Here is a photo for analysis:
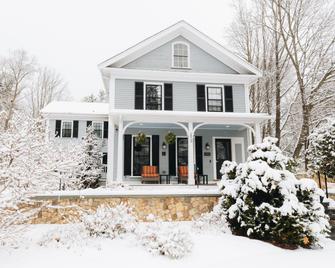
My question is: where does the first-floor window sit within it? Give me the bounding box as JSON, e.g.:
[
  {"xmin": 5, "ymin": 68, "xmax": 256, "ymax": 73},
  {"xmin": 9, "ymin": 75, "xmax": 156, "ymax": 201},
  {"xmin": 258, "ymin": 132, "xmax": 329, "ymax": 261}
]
[
  {"xmin": 62, "ymin": 121, "xmax": 72, "ymax": 137},
  {"xmin": 145, "ymin": 84, "xmax": 162, "ymax": 110},
  {"xmin": 93, "ymin": 122, "xmax": 103, "ymax": 138},
  {"xmin": 207, "ymin": 86, "xmax": 223, "ymax": 112}
]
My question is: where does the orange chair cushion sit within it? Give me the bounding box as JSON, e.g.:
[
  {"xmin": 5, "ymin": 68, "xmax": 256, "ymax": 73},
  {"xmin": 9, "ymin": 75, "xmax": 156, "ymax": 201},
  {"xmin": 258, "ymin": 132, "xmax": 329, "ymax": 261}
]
[
  {"xmin": 141, "ymin": 166, "xmax": 159, "ymax": 177},
  {"xmin": 179, "ymin": 166, "xmax": 188, "ymax": 177}
]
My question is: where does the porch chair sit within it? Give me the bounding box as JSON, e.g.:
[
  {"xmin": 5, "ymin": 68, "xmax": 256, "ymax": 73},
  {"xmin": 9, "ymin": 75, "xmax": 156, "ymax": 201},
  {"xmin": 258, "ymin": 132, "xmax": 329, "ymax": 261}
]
[
  {"xmin": 141, "ymin": 165, "xmax": 160, "ymax": 184},
  {"xmin": 178, "ymin": 165, "xmax": 188, "ymax": 184}
]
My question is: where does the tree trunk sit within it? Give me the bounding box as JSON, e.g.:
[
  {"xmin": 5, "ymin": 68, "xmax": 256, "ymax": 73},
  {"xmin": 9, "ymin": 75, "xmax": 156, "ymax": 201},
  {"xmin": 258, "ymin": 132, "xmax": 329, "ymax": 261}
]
[{"xmin": 293, "ymin": 103, "xmax": 311, "ymax": 159}]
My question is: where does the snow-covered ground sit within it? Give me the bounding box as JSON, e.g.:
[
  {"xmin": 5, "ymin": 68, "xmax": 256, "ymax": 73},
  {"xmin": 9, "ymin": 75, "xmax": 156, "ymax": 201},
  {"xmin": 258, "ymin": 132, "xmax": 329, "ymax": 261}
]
[{"xmin": 1, "ymin": 223, "xmax": 334, "ymax": 268}]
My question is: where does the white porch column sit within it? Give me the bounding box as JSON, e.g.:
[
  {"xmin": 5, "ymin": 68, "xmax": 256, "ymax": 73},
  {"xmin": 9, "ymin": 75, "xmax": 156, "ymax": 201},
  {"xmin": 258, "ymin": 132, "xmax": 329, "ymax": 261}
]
[
  {"xmin": 116, "ymin": 116, "xmax": 124, "ymax": 182},
  {"xmin": 187, "ymin": 122, "xmax": 195, "ymax": 185},
  {"xmin": 106, "ymin": 115, "xmax": 115, "ymax": 186},
  {"xmin": 254, "ymin": 123, "xmax": 262, "ymax": 144}
]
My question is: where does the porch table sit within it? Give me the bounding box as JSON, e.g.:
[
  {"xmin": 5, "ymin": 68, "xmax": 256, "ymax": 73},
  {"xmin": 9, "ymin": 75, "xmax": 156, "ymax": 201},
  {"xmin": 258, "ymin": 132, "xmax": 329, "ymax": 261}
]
[{"xmin": 196, "ymin": 174, "xmax": 209, "ymax": 185}]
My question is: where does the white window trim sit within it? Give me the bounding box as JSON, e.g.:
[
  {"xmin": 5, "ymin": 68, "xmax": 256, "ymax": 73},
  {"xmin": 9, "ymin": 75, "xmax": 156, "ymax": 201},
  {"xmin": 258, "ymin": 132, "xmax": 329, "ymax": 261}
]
[
  {"xmin": 92, "ymin": 121, "xmax": 104, "ymax": 138},
  {"xmin": 143, "ymin": 82, "xmax": 164, "ymax": 111},
  {"xmin": 130, "ymin": 134, "xmax": 152, "ymax": 177},
  {"xmin": 61, "ymin": 120, "xmax": 73, "ymax": 138},
  {"xmin": 171, "ymin": 41, "xmax": 191, "ymax": 69},
  {"xmin": 205, "ymin": 84, "xmax": 225, "ymax": 112},
  {"xmin": 212, "ymin": 136, "xmax": 245, "ymax": 180}
]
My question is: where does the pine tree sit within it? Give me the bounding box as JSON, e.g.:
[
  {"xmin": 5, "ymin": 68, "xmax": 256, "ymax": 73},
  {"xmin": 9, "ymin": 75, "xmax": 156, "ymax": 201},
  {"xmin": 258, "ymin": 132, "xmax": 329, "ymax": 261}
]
[
  {"xmin": 219, "ymin": 137, "xmax": 329, "ymax": 248},
  {"xmin": 76, "ymin": 125, "xmax": 103, "ymax": 189},
  {"xmin": 307, "ymin": 119, "xmax": 335, "ymax": 178}
]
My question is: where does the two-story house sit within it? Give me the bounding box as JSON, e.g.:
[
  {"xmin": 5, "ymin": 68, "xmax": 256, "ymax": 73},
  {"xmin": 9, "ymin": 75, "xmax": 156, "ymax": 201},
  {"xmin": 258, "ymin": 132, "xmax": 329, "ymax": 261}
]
[{"xmin": 41, "ymin": 21, "xmax": 271, "ymax": 185}]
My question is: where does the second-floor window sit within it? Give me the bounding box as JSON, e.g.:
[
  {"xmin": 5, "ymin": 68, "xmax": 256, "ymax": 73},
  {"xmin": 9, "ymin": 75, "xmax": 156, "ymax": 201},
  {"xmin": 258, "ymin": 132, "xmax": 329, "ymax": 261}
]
[
  {"xmin": 145, "ymin": 83, "xmax": 163, "ymax": 110},
  {"xmin": 61, "ymin": 121, "xmax": 73, "ymax": 137},
  {"xmin": 207, "ymin": 86, "xmax": 223, "ymax": 112},
  {"xmin": 172, "ymin": 42, "xmax": 190, "ymax": 68}
]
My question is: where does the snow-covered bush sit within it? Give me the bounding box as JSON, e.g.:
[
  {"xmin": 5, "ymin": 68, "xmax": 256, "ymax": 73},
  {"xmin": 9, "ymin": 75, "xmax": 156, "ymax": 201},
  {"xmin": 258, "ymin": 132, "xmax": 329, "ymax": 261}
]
[
  {"xmin": 193, "ymin": 205, "xmax": 229, "ymax": 233},
  {"xmin": 0, "ymin": 112, "xmax": 82, "ymax": 244},
  {"xmin": 139, "ymin": 223, "xmax": 193, "ymax": 259},
  {"xmin": 38, "ymin": 224, "xmax": 89, "ymax": 249},
  {"xmin": 219, "ymin": 137, "xmax": 330, "ymax": 248},
  {"xmin": 307, "ymin": 119, "xmax": 335, "ymax": 178},
  {"xmin": 74, "ymin": 125, "xmax": 103, "ymax": 189},
  {"xmin": 80, "ymin": 204, "xmax": 137, "ymax": 238}
]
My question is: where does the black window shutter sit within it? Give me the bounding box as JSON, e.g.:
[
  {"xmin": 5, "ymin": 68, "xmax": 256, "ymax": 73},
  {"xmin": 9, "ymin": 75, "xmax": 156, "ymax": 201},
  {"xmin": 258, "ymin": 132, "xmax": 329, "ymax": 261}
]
[
  {"xmin": 224, "ymin": 86, "xmax": 234, "ymax": 112},
  {"xmin": 73, "ymin": 120, "xmax": 79, "ymax": 138},
  {"xmin": 197, "ymin": 85, "xmax": 206, "ymax": 111},
  {"xmin": 164, "ymin": 83, "xmax": 173, "ymax": 110},
  {"xmin": 124, "ymin": 134, "xmax": 132, "ymax": 176},
  {"xmin": 55, "ymin": 120, "xmax": 61, "ymax": 137},
  {"xmin": 134, "ymin": 82, "xmax": 144, "ymax": 110},
  {"xmin": 86, "ymin": 121, "xmax": 92, "ymax": 128},
  {"xmin": 152, "ymin": 135, "xmax": 160, "ymax": 172},
  {"xmin": 103, "ymin": 121, "xmax": 108, "ymax": 138},
  {"xmin": 102, "ymin": 153, "xmax": 108, "ymax": 165},
  {"xmin": 168, "ymin": 143, "xmax": 176, "ymax": 176},
  {"xmin": 195, "ymin": 136, "xmax": 203, "ymax": 175}
]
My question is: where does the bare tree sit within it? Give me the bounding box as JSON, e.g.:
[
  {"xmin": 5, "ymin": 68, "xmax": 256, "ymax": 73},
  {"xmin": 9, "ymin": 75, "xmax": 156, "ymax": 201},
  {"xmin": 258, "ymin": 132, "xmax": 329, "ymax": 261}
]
[
  {"xmin": 82, "ymin": 89, "xmax": 107, "ymax": 102},
  {"xmin": 228, "ymin": 0, "xmax": 290, "ymax": 144},
  {"xmin": 0, "ymin": 50, "xmax": 35, "ymax": 130},
  {"xmin": 275, "ymin": 0, "xmax": 335, "ymax": 159},
  {"xmin": 27, "ymin": 67, "xmax": 68, "ymax": 118}
]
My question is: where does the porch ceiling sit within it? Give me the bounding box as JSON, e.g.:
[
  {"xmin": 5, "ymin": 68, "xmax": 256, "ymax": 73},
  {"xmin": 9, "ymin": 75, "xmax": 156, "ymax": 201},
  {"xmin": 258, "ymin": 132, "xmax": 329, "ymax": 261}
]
[{"xmin": 111, "ymin": 109, "xmax": 272, "ymax": 125}]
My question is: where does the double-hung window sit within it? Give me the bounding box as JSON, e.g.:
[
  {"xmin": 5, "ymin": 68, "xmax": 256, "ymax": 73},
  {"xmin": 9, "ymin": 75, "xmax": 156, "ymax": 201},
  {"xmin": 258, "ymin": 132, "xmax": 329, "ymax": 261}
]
[
  {"xmin": 145, "ymin": 83, "xmax": 163, "ymax": 110},
  {"xmin": 92, "ymin": 122, "xmax": 103, "ymax": 138},
  {"xmin": 207, "ymin": 86, "xmax": 223, "ymax": 112},
  {"xmin": 172, "ymin": 42, "xmax": 190, "ymax": 68},
  {"xmin": 61, "ymin": 121, "xmax": 73, "ymax": 138}
]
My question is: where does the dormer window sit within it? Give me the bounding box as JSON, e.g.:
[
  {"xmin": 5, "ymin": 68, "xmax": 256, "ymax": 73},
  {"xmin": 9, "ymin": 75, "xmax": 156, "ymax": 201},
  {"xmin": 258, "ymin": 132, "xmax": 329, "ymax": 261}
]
[{"xmin": 172, "ymin": 42, "xmax": 190, "ymax": 68}]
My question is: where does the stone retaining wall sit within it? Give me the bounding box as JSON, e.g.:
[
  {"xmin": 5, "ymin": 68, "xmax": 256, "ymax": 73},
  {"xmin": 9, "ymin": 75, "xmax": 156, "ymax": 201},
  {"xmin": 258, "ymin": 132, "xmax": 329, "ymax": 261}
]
[{"xmin": 27, "ymin": 194, "xmax": 220, "ymax": 224}]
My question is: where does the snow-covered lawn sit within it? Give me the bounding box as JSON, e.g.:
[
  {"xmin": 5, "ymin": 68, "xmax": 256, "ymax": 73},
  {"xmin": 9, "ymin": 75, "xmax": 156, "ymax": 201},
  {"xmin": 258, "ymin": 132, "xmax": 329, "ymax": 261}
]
[{"xmin": 1, "ymin": 223, "xmax": 334, "ymax": 268}]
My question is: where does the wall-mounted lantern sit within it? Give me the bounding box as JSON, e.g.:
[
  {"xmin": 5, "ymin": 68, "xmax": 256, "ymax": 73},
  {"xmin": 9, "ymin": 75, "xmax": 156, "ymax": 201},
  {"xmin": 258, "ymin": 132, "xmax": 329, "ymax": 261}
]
[
  {"xmin": 162, "ymin": 142, "xmax": 167, "ymax": 150},
  {"xmin": 205, "ymin": 142, "xmax": 210, "ymax": 150}
]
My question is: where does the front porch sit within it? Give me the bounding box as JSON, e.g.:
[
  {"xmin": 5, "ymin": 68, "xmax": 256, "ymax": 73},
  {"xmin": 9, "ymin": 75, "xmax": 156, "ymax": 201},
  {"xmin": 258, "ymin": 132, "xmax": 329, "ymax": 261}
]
[{"xmin": 106, "ymin": 109, "xmax": 271, "ymax": 185}]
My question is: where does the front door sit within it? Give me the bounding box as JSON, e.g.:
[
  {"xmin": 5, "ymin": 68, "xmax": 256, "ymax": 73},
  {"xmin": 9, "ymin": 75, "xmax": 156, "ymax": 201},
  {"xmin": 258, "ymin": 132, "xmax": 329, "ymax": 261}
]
[
  {"xmin": 215, "ymin": 139, "xmax": 232, "ymax": 179},
  {"xmin": 177, "ymin": 138, "xmax": 188, "ymax": 171},
  {"xmin": 133, "ymin": 137, "xmax": 150, "ymax": 176}
]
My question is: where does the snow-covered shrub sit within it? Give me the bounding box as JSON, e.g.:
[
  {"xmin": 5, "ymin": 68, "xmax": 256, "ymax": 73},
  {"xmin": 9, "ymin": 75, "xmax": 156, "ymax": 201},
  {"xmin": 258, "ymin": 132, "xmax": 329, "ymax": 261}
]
[
  {"xmin": 219, "ymin": 137, "xmax": 330, "ymax": 248},
  {"xmin": 139, "ymin": 224, "xmax": 193, "ymax": 259},
  {"xmin": 307, "ymin": 119, "xmax": 335, "ymax": 178},
  {"xmin": 80, "ymin": 204, "xmax": 137, "ymax": 238},
  {"xmin": 193, "ymin": 205, "xmax": 229, "ymax": 233},
  {"xmin": 0, "ymin": 112, "xmax": 82, "ymax": 244},
  {"xmin": 38, "ymin": 224, "xmax": 89, "ymax": 249},
  {"xmin": 74, "ymin": 125, "xmax": 103, "ymax": 189}
]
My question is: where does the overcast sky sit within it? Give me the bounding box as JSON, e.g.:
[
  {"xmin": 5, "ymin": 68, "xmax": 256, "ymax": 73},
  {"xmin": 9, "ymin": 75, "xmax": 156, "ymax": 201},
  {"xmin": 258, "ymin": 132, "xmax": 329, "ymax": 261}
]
[{"xmin": 0, "ymin": 0, "xmax": 235, "ymax": 100}]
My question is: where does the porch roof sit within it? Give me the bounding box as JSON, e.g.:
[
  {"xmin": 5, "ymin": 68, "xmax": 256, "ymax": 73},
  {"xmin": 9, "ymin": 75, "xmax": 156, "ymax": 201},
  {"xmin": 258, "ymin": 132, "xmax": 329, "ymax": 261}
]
[{"xmin": 111, "ymin": 109, "xmax": 272, "ymax": 125}]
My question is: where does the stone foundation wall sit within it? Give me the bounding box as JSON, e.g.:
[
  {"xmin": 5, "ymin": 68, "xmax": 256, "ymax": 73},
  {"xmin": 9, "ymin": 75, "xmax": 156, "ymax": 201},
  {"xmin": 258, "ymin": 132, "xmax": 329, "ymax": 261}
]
[{"xmin": 27, "ymin": 195, "xmax": 220, "ymax": 224}]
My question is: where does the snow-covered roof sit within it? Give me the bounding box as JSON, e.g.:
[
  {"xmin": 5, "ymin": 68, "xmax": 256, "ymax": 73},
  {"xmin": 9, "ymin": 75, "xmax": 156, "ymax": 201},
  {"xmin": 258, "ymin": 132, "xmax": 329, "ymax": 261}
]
[{"xmin": 41, "ymin": 101, "xmax": 109, "ymax": 117}]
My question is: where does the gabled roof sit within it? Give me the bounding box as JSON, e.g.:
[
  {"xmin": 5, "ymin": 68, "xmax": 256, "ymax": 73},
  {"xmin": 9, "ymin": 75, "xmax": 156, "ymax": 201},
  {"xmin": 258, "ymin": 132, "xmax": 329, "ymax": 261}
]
[{"xmin": 98, "ymin": 20, "xmax": 262, "ymax": 76}]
